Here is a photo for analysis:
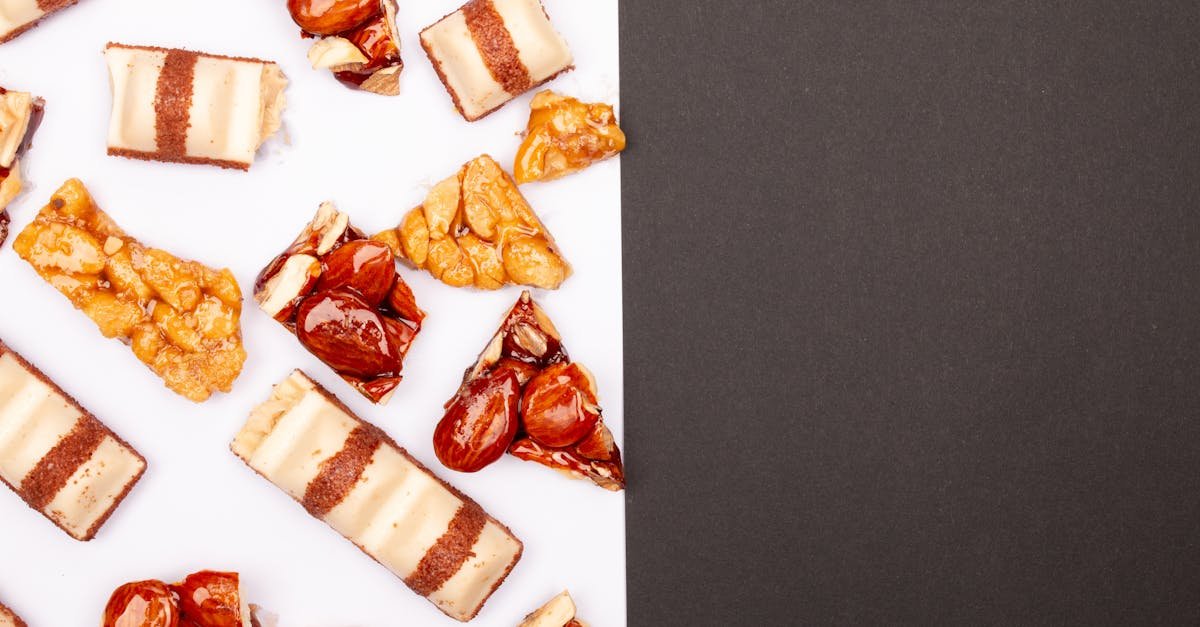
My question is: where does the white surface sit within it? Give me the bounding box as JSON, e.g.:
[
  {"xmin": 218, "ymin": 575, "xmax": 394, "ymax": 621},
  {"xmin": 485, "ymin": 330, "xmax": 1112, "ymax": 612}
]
[{"xmin": 0, "ymin": 0, "xmax": 624, "ymax": 625}]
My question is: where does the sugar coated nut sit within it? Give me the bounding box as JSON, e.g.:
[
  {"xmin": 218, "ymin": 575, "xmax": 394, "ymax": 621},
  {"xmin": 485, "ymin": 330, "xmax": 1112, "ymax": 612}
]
[
  {"xmin": 287, "ymin": 0, "xmax": 378, "ymax": 35},
  {"xmin": 102, "ymin": 580, "xmax": 180, "ymax": 627},
  {"xmin": 521, "ymin": 362, "xmax": 601, "ymax": 448},
  {"xmin": 434, "ymin": 368, "xmax": 522, "ymax": 472}
]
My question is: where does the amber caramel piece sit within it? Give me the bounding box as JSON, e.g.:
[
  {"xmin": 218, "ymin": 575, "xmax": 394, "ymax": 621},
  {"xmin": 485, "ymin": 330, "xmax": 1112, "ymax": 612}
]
[
  {"xmin": 13, "ymin": 179, "xmax": 246, "ymax": 401},
  {"xmin": 374, "ymin": 155, "xmax": 570, "ymax": 290},
  {"xmin": 514, "ymin": 91, "xmax": 626, "ymax": 184}
]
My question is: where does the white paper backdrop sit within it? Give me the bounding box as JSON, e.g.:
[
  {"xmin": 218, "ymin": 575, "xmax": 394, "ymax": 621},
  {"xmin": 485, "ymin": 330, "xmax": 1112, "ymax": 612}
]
[{"xmin": 0, "ymin": 0, "xmax": 624, "ymax": 624}]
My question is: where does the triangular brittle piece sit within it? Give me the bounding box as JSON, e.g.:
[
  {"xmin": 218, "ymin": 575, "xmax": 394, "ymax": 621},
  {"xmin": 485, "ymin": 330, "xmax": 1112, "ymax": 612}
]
[
  {"xmin": 373, "ymin": 154, "xmax": 571, "ymax": 290},
  {"xmin": 0, "ymin": 85, "xmax": 45, "ymax": 248},
  {"xmin": 433, "ymin": 291, "xmax": 624, "ymax": 491}
]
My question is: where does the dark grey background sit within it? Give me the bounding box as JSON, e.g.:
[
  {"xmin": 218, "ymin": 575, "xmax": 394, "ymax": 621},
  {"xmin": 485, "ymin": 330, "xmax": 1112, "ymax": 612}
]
[{"xmin": 620, "ymin": 2, "xmax": 1200, "ymax": 625}]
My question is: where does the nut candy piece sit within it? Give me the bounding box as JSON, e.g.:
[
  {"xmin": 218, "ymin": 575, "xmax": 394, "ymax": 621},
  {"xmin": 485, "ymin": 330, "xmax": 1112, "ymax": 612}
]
[
  {"xmin": 104, "ymin": 43, "xmax": 287, "ymax": 170},
  {"xmin": 0, "ymin": 85, "xmax": 45, "ymax": 247},
  {"xmin": 421, "ymin": 0, "xmax": 573, "ymax": 121},
  {"xmin": 232, "ymin": 370, "xmax": 523, "ymax": 622},
  {"xmin": 0, "ymin": 598, "xmax": 26, "ymax": 627},
  {"xmin": 514, "ymin": 91, "xmax": 626, "ymax": 184},
  {"xmin": 290, "ymin": 0, "xmax": 405, "ymax": 95},
  {"xmin": 434, "ymin": 291, "xmax": 625, "ymax": 491},
  {"xmin": 254, "ymin": 202, "xmax": 424, "ymax": 404},
  {"xmin": 0, "ymin": 0, "xmax": 80, "ymax": 44},
  {"xmin": 519, "ymin": 591, "xmax": 587, "ymax": 627},
  {"xmin": 373, "ymin": 154, "xmax": 570, "ymax": 290},
  {"xmin": 0, "ymin": 340, "xmax": 146, "ymax": 541},
  {"xmin": 13, "ymin": 179, "xmax": 247, "ymax": 401}
]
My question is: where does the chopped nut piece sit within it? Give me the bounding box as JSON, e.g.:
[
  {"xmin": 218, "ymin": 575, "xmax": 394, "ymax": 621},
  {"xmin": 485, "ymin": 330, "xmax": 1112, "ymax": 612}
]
[
  {"xmin": 13, "ymin": 179, "xmax": 246, "ymax": 401},
  {"xmin": 376, "ymin": 155, "xmax": 571, "ymax": 290},
  {"xmin": 515, "ymin": 91, "xmax": 626, "ymax": 184},
  {"xmin": 307, "ymin": 36, "xmax": 369, "ymax": 69},
  {"xmin": 519, "ymin": 591, "xmax": 586, "ymax": 627}
]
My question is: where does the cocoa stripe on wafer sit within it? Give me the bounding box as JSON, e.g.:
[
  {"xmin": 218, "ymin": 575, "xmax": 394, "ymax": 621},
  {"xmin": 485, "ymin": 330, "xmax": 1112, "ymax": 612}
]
[
  {"xmin": 153, "ymin": 49, "xmax": 198, "ymax": 159},
  {"xmin": 463, "ymin": 0, "xmax": 532, "ymax": 94},
  {"xmin": 19, "ymin": 416, "xmax": 106, "ymax": 510},
  {"xmin": 303, "ymin": 426, "xmax": 383, "ymax": 518},
  {"xmin": 36, "ymin": 0, "xmax": 76, "ymax": 11},
  {"xmin": 405, "ymin": 502, "xmax": 488, "ymax": 596}
]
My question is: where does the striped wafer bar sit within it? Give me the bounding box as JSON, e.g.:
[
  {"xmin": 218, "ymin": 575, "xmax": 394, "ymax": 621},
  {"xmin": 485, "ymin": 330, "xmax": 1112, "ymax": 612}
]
[
  {"xmin": 232, "ymin": 371, "xmax": 522, "ymax": 622},
  {"xmin": 0, "ymin": 0, "xmax": 78, "ymax": 44},
  {"xmin": 0, "ymin": 341, "xmax": 146, "ymax": 541},
  {"xmin": 104, "ymin": 43, "xmax": 287, "ymax": 170},
  {"xmin": 0, "ymin": 599, "xmax": 25, "ymax": 627},
  {"xmin": 421, "ymin": 0, "xmax": 572, "ymax": 121}
]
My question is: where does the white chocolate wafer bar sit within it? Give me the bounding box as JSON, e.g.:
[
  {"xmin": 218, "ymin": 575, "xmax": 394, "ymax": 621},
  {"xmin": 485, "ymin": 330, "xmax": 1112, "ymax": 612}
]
[
  {"xmin": 233, "ymin": 371, "xmax": 522, "ymax": 622},
  {"xmin": 0, "ymin": 599, "xmax": 26, "ymax": 627},
  {"xmin": 0, "ymin": 341, "xmax": 146, "ymax": 541},
  {"xmin": 0, "ymin": 0, "xmax": 78, "ymax": 44},
  {"xmin": 421, "ymin": 0, "xmax": 572, "ymax": 121},
  {"xmin": 104, "ymin": 43, "xmax": 287, "ymax": 170}
]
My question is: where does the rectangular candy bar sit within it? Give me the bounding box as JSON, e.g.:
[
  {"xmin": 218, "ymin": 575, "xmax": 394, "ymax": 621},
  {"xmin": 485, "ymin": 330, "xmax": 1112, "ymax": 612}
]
[
  {"xmin": 0, "ymin": 0, "xmax": 78, "ymax": 44},
  {"xmin": 421, "ymin": 0, "xmax": 572, "ymax": 121},
  {"xmin": 0, "ymin": 341, "xmax": 146, "ymax": 541},
  {"xmin": 104, "ymin": 43, "xmax": 287, "ymax": 170},
  {"xmin": 232, "ymin": 371, "xmax": 522, "ymax": 622}
]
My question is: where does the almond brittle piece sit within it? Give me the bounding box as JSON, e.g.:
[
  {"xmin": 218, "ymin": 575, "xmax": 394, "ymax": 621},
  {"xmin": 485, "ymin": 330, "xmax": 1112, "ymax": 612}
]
[
  {"xmin": 0, "ymin": 85, "xmax": 45, "ymax": 247},
  {"xmin": 254, "ymin": 202, "xmax": 424, "ymax": 404},
  {"xmin": 373, "ymin": 154, "xmax": 570, "ymax": 290},
  {"xmin": 13, "ymin": 179, "xmax": 246, "ymax": 401},
  {"xmin": 433, "ymin": 291, "xmax": 624, "ymax": 491}
]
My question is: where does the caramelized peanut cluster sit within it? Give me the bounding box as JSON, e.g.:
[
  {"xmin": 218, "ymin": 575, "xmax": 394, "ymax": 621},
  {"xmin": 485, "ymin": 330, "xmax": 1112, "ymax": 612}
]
[
  {"xmin": 433, "ymin": 291, "xmax": 625, "ymax": 491},
  {"xmin": 255, "ymin": 202, "xmax": 423, "ymax": 404},
  {"xmin": 13, "ymin": 179, "xmax": 245, "ymax": 402},
  {"xmin": 373, "ymin": 154, "xmax": 571, "ymax": 290},
  {"xmin": 288, "ymin": 0, "xmax": 403, "ymax": 95},
  {"xmin": 514, "ymin": 91, "xmax": 627, "ymax": 184}
]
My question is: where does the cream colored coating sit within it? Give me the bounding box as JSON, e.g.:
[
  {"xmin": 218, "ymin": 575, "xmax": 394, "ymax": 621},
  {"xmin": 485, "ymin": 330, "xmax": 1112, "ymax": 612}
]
[
  {"xmin": 0, "ymin": 89, "xmax": 32, "ymax": 168},
  {"xmin": 428, "ymin": 520, "xmax": 525, "ymax": 619},
  {"xmin": 0, "ymin": 353, "xmax": 79, "ymax": 484},
  {"xmin": 104, "ymin": 46, "xmax": 166, "ymax": 153},
  {"xmin": 0, "ymin": 0, "xmax": 43, "ymax": 40},
  {"xmin": 104, "ymin": 45, "xmax": 287, "ymax": 166},
  {"xmin": 43, "ymin": 435, "xmax": 144, "ymax": 539},
  {"xmin": 235, "ymin": 371, "xmax": 521, "ymax": 621},
  {"xmin": 0, "ymin": 352, "xmax": 144, "ymax": 541},
  {"xmin": 492, "ymin": 0, "xmax": 572, "ymax": 82},
  {"xmin": 421, "ymin": 10, "xmax": 507, "ymax": 119},
  {"xmin": 242, "ymin": 390, "xmax": 356, "ymax": 500}
]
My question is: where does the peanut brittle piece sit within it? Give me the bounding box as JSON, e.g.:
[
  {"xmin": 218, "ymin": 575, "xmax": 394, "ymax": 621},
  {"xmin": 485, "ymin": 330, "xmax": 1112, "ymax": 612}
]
[
  {"xmin": 13, "ymin": 179, "xmax": 246, "ymax": 401},
  {"xmin": 514, "ymin": 91, "xmax": 626, "ymax": 184},
  {"xmin": 373, "ymin": 154, "xmax": 570, "ymax": 290}
]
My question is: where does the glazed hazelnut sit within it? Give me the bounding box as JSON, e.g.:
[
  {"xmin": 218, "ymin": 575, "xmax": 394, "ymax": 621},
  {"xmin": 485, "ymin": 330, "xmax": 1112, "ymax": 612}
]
[
  {"xmin": 521, "ymin": 362, "xmax": 601, "ymax": 448},
  {"xmin": 102, "ymin": 580, "xmax": 180, "ymax": 627},
  {"xmin": 287, "ymin": 0, "xmax": 377, "ymax": 36}
]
